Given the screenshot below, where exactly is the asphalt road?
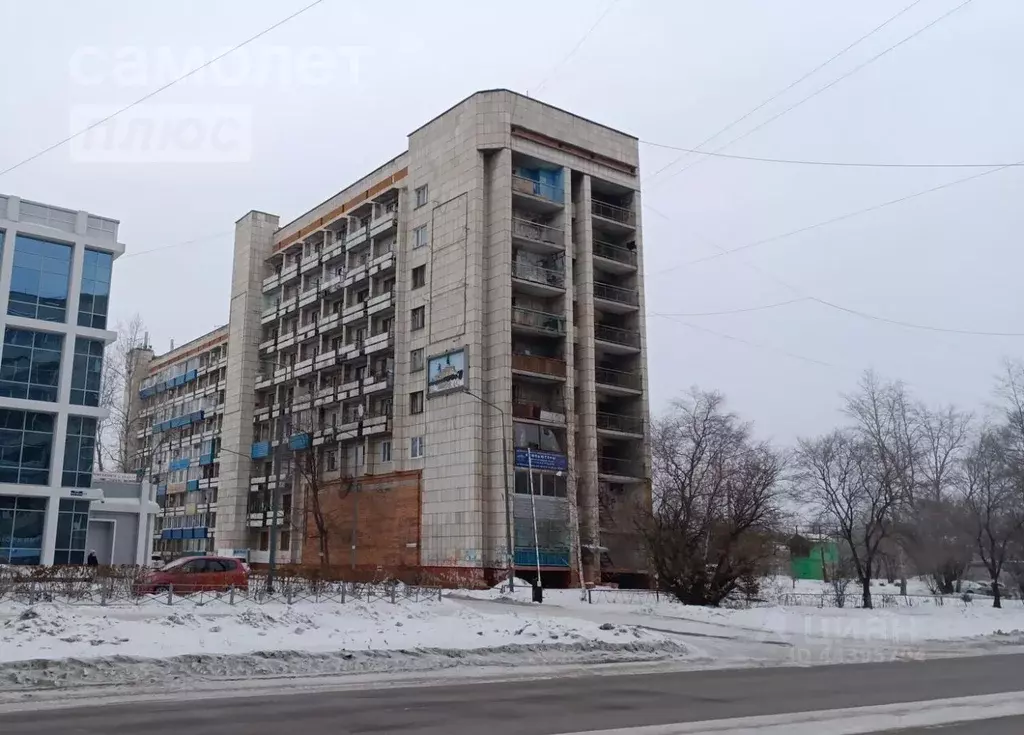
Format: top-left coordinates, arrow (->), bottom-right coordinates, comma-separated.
5,654 -> 1024,735
894,717 -> 1024,734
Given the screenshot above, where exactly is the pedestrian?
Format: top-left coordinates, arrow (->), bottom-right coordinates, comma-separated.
87,550 -> 99,568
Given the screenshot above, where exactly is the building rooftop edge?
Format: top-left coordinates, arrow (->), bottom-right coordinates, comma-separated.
407,88 -> 638,141
0,193 -> 121,225
148,324 -> 229,367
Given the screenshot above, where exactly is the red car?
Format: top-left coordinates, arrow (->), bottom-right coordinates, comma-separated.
136,555 -> 249,595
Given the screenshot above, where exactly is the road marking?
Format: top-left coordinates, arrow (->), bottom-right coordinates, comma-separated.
553,691 -> 1024,734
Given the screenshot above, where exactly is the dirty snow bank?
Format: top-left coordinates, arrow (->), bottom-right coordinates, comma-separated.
0,598 -> 687,689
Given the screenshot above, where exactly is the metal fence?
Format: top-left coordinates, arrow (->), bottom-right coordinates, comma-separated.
0,574 -> 443,608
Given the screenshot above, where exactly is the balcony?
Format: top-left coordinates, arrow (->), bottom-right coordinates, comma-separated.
345,225 -> 368,250
362,371 -> 393,394
367,289 -> 394,316
299,250 -> 321,275
321,236 -> 345,264
369,249 -> 396,276
598,455 -> 644,480
596,412 -> 644,437
342,300 -> 368,325
511,218 -> 564,255
511,260 -> 565,296
595,367 -> 642,394
299,284 -> 320,309
512,353 -> 566,380
591,200 -> 636,233
593,239 -> 638,273
512,307 -> 566,337
594,324 -> 641,353
365,330 -> 394,354
593,281 -> 640,313
512,399 -> 566,425
512,175 -> 564,212
370,210 -> 398,238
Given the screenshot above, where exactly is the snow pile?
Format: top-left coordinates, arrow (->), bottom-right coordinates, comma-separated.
0,597 -> 687,689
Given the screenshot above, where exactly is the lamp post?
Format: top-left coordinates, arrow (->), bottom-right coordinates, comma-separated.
465,388 -> 515,593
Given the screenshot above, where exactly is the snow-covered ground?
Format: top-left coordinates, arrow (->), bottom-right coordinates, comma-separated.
0,595 -> 687,690
2,576 -> 1022,695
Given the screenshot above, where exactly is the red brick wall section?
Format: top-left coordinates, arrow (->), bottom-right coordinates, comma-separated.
303,470 -> 421,571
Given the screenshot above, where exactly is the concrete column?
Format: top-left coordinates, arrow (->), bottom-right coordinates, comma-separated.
39,495 -> 61,565
574,175 -> 601,585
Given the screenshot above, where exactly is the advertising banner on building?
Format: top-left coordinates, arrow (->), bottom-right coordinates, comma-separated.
426,348 -> 467,397
514,448 -> 568,472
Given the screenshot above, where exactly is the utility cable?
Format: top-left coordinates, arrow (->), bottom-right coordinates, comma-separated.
651,0 -> 975,187
646,0 -> 926,183
532,0 -> 621,96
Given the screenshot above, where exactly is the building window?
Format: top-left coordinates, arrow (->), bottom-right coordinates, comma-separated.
411,306 -> 425,331
411,265 -> 426,289
62,416 -> 97,488
0,328 -> 63,402
326,449 -> 337,472
413,225 -> 428,249
70,337 -> 104,406
414,185 -> 428,208
0,409 -> 54,485
514,470 -> 567,497
78,249 -> 113,329
0,495 -> 46,564
279,530 -> 291,552
8,234 -> 72,322
410,391 -> 424,415
381,440 -> 392,463
410,435 -> 425,459
410,348 -> 424,372
53,499 -> 90,565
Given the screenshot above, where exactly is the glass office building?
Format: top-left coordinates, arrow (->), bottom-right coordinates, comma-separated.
0,195 -> 125,565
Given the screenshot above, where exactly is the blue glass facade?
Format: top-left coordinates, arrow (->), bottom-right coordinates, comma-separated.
78,249 -> 112,329
70,337 -> 104,406
0,328 -> 63,402
8,235 -> 72,323
62,415 -> 97,488
53,498 -> 89,565
0,495 -> 46,564
0,409 -> 54,485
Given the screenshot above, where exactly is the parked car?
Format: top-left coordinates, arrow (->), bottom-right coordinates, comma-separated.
135,555 -> 249,595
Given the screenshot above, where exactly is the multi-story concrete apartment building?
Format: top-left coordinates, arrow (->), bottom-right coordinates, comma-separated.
134,91 -> 651,585
128,327 -> 230,557
0,194 -> 131,565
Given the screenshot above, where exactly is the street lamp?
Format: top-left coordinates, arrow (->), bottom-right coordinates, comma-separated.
464,388 -> 515,593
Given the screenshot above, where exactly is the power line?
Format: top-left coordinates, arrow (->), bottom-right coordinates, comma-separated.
646,0 -> 926,183
649,298 -> 809,318
651,313 -> 839,370
647,203 -> 1024,338
651,0 -> 975,187
0,0 -> 326,180
119,230 -> 235,260
531,0 -> 621,95
640,138 -> 1023,170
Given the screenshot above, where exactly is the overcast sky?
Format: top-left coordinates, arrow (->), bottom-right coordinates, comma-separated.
0,0 -> 1020,444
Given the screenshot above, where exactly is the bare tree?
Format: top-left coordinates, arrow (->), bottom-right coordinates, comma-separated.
795,430 -> 898,609
961,429 -> 1024,609
98,315 -> 149,473
640,390 -> 784,606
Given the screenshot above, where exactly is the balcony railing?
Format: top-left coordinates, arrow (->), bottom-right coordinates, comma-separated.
593,282 -> 639,306
512,399 -> 566,421
512,307 -> 566,336
595,367 -> 642,391
592,200 -> 636,226
595,324 -> 640,348
598,455 -> 644,478
593,239 -> 638,267
512,353 -> 566,378
512,261 -> 565,289
512,175 -> 563,204
512,218 -> 564,248
596,412 -> 644,435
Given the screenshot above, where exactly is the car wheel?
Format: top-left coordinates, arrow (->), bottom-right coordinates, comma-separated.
153,585 -> 169,595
